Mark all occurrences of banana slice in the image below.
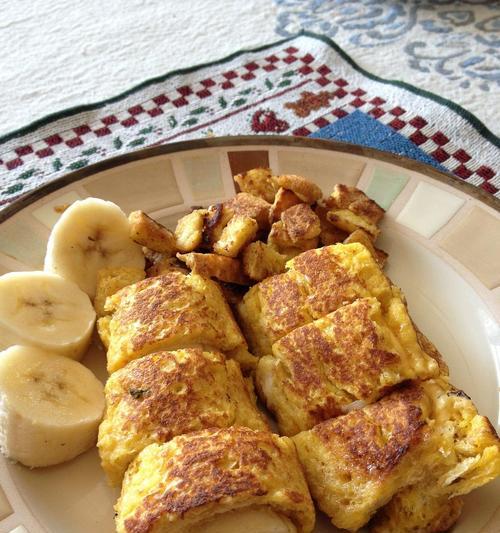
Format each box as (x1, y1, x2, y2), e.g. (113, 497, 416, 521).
(0, 271, 95, 360)
(0, 345, 105, 467)
(44, 198, 145, 298)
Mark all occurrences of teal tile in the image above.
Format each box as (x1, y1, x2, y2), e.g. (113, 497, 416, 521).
(365, 167, 409, 210)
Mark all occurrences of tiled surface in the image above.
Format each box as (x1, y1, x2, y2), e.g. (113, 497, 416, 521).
(32, 191, 82, 229)
(365, 166, 409, 210)
(84, 156, 182, 213)
(9, 527, 28, 533)
(439, 206, 500, 290)
(0, 219, 47, 269)
(0, 484, 12, 521)
(182, 154, 225, 202)
(227, 150, 269, 177)
(276, 150, 365, 194)
(396, 181, 465, 238)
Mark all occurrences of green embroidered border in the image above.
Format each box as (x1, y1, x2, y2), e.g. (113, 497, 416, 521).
(0, 31, 498, 148)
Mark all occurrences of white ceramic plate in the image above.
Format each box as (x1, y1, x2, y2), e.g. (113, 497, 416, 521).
(0, 136, 498, 533)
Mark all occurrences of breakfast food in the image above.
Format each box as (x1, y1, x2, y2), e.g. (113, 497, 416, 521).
(98, 270, 254, 372)
(98, 348, 268, 485)
(94, 266, 145, 317)
(238, 243, 394, 356)
(292, 379, 500, 531)
(0, 271, 95, 359)
(0, 345, 104, 467)
(256, 296, 441, 435)
(44, 197, 145, 298)
(115, 427, 315, 533)
(128, 210, 177, 255)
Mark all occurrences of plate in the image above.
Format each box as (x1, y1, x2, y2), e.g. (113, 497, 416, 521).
(0, 136, 498, 533)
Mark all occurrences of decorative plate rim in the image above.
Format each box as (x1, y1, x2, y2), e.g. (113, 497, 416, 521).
(0, 136, 498, 225)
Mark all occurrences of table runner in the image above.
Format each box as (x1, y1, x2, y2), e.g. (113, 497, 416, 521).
(0, 32, 498, 210)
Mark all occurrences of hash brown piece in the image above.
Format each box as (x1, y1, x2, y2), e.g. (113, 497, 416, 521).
(99, 271, 247, 372)
(116, 427, 315, 533)
(256, 297, 440, 436)
(98, 348, 268, 485)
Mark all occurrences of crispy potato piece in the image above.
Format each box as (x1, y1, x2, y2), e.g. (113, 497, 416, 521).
(281, 203, 321, 243)
(177, 252, 249, 285)
(315, 203, 348, 245)
(94, 267, 145, 317)
(233, 167, 276, 203)
(146, 256, 188, 277)
(202, 203, 234, 247)
(225, 192, 271, 230)
(329, 184, 384, 224)
(213, 215, 258, 258)
(344, 229, 388, 267)
(269, 187, 302, 223)
(327, 208, 380, 240)
(272, 174, 322, 204)
(242, 241, 287, 281)
(128, 211, 176, 255)
(174, 209, 207, 252)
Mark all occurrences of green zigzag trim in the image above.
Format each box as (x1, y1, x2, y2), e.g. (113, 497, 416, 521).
(0, 31, 498, 148)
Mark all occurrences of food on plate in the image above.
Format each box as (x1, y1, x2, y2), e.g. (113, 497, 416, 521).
(256, 296, 441, 435)
(94, 267, 145, 317)
(238, 243, 393, 356)
(269, 187, 302, 223)
(115, 427, 315, 533)
(213, 214, 259, 257)
(225, 192, 271, 230)
(281, 203, 321, 243)
(98, 348, 267, 485)
(0, 345, 104, 467)
(0, 271, 95, 360)
(273, 174, 322, 204)
(98, 270, 249, 372)
(292, 379, 500, 531)
(233, 167, 276, 203)
(44, 197, 145, 298)
(177, 252, 249, 285)
(344, 228, 388, 267)
(268, 220, 319, 258)
(128, 210, 176, 255)
(174, 209, 207, 252)
(202, 203, 236, 246)
(242, 241, 287, 281)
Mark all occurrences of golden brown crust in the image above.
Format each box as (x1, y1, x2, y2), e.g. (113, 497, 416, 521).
(177, 252, 249, 285)
(344, 229, 388, 267)
(233, 167, 277, 203)
(329, 184, 385, 224)
(315, 203, 348, 246)
(272, 174, 322, 203)
(94, 267, 145, 317)
(269, 187, 302, 223)
(128, 211, 177, 255)
(116, 427, 315, 533)
(225, 193, 271, 230)
(213, 215, 258, 257)
(241, 241, 287, 281)
(175, 209, 207, 252)
(145, 256, 188, 277)
(281, 203, 321, 243)
(202, 203, 235, 247)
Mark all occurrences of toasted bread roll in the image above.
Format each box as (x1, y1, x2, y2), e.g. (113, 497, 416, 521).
(233, 167, 276, 203)
(98, 348, 268, 485)
(272, 174, 322, 204)
(94, 267, 145, 317)
(344, 229, 388, 267)
(177, 252, 249, 285)
(99, 271, 247, 372)
(293, 379, 500, 531)
(213, 215, 258, 257)
(175, 209, 207, 252)
(128, 211, 177, 255)
(226, 192, 271, 230)
(238, 244, 394, 356)
(256, 297, 440, 435)
(116, 427, 315, 533)
(281, 203, 321, 243)
(242, 241, 287, 281)
(270, 187, 302, 223)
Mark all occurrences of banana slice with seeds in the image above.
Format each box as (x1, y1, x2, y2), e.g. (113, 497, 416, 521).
(0, 271, 95, 360)
(44, 198, 145, 298)
(0, 345, 105, 468)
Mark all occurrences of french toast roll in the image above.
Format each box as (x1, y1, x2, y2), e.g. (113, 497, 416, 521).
(292, 378, 500, 532)
(116, 427, 315, 533)
(238, 243, 394, 356)
(98, 271, 255, 373)
(98, 348, 268, 486)
(256, 296, 440, 435)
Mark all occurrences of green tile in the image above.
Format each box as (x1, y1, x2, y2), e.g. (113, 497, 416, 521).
(365, 167, 409, 210)
(183, 155, 224, 201)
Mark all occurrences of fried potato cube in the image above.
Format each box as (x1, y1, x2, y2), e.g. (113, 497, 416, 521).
(146, 256, 188, 277)
(269, 187, 302, 223)
(272, 174, 322, 204)
(177, 252, 249, 285)
(329, 183, 384, 224)
(242, 241, 287, 281)
(344, 228, 388, 267)
(327, 208, 380, 240)
(174, 209, 207, 252)
(233, 167, 276, 203)
(94, 266, 145, 317)
(128, 211, 176, 255)
(213, 215, 258, 258)
(225, 192, 271, 230)
(203, 203, 234, 247)
(281, 203, 321, 243)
